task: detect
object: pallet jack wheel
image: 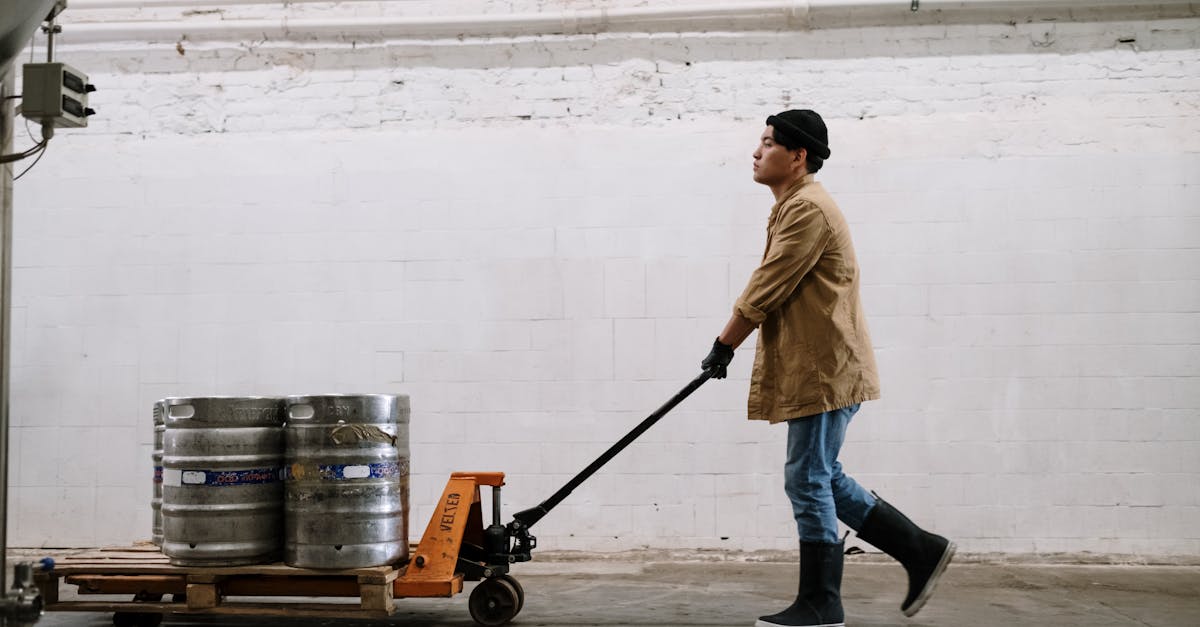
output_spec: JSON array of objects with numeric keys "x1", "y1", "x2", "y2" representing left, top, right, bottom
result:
[
  {"x1": 469, "y1": 576, "x2": 522, "y2": 626},
  {"x1": 112, "y1": 612, "x2": 162, "y2": 627},
  {"x1": 497, "y1": 574, "x2": 525, "y2": 613},
  {"x1": 114, "y1": 591, "x2": 165, "y2": 627}
]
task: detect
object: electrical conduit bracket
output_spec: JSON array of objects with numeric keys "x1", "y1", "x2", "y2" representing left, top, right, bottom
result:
[
  {"x1": 788, "y1": 0, "x2": 813, "y2": 29},
  {"x1": 560, "y1": 9, "x2": 580, "y2": 35}
]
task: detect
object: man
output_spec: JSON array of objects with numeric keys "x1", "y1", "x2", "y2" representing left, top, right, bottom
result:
[{"x1": 701, "y1": 109, "x2": 955, "y2": 627}]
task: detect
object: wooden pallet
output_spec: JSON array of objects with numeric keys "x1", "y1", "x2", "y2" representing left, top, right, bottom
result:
[{"x1": 37, "y1": 544, "x2": 403, "y2": 618}]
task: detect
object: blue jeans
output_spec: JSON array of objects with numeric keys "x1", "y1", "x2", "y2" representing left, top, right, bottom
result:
[{"x1": 785, "y1": 404, "x2": 876, "y2": 543}]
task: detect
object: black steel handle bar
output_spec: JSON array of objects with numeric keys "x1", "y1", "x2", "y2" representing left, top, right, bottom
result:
[{"x1": 511, "y1": 369, "x2": 715, "y2": 530}]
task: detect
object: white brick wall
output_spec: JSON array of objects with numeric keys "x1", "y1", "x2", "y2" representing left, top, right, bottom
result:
[{"x1": 4, "y1": 3, "x2": 1198, "y2": 557}]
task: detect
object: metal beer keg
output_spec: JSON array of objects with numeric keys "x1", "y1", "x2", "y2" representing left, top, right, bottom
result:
[
  {"x1": 284, "y1": 394, "x2": 410, "y2": 568},
  {"x1": 161, "y1": 396, "x2": 285, "y2": 566},
  {"x1": 151, "y1": 399, "x2": 166, "y2": 547}
]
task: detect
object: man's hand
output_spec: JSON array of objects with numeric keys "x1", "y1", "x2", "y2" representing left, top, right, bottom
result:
[{"x1": 701, "y1": 338, "x2": 735, "y2": 379}]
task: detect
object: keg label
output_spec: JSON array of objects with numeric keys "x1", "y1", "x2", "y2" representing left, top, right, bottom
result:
[
  {"x1": 153, "y1": 466, "x2": 163, "y2": 484},
  {"x1": 213, "y1": 406, "x2": 284, "y2": 423},
  {"x1": 284, "y1": 462, "x2": 402, "y2": 481},
  {"x1": 167, "y1": 467, "x2": 283, "y2": 487}
]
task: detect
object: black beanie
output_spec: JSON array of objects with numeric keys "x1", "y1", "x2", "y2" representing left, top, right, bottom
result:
[{"x1": 765, "y1": 109, "x2": 831, "y2": 160}]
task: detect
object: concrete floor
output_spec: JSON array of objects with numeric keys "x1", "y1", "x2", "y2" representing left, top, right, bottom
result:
[{"x1": 19, "y1": 557, "x2": 1200, "y2": 627}]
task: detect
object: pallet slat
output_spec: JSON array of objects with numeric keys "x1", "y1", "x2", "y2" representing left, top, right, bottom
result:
[
  {"x1": 38, "y1": 546, "x2": 410, "y2": 620},
  {"x1": 48, "y1": 551, "x2": 399, "y2": 582},
  {"x1": 66, "y1": 574, "x2": 186, "y2": 595},
  {"x1": 42, "y1": 601, "x2": 393, "y2": 619}
]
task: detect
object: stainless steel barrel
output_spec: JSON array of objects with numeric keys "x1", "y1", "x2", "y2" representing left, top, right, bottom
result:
[
  {"x1": 151, "y1": 399, "x2": 166, "y2": 547},
  {"x1": 161, "y1": 396, "x2": 285, "y2": 566},
  {"x1": 284, "y1": 394, "x2": 410, "y2": 568}
]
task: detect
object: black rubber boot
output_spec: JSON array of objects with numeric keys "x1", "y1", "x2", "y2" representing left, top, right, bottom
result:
[
  {"x1": 755, "y1": 541, "x2": 845, "y2": 627},
  {"x1": 856, "y1": 495, "x2": 955, "y2": 617}
]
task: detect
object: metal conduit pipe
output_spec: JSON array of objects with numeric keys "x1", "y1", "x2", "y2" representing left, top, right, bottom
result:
[
  {"x1": 0, "y1": 62, "x2": 11, "y2": 612},
  {"x1": 2, "y1": 0, "x2": 60, "y2": 620},
  {"x1": 70, "y1": 0, "x2": 383, "y2": 8},
  {"x1": 44, "y1": 1, "x2": 808, "y2": 43},
  {"x1": 58, "y1": 0, "x2": 1200, "y2": 44},
  {"x1": 64, "y1": 0, "x2": 1200, "y2": 10}
]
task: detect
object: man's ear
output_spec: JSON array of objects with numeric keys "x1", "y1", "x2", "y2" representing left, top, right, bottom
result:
[{"x1": 793, "y1": 147, "x2": 808, "y2": 168}]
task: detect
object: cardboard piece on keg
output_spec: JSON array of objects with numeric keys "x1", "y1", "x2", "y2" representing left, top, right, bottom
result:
[{"x1": 327, "y1": 423, "x2": 397, "y2": 446}]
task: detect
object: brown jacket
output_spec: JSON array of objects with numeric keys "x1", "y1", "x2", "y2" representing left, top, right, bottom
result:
[{"x1": 734, "y1": 174, "x2": 880, "y2": 423}]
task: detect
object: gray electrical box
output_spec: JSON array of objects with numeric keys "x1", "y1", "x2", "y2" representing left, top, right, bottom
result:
[{"x1": 21, "y1": 62, "x2": 95, "y2": 128}]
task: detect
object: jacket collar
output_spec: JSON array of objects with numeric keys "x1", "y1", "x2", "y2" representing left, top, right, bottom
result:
[{"x1": 770, "y1": 173, "x2": 816, "y2": 220}]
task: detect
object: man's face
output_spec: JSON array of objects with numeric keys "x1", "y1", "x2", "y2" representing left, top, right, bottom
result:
[{"x1": 752, "y1": 126, "x2": 805, "y2": 186}]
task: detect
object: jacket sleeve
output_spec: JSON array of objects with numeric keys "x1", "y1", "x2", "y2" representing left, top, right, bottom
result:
[{"x1": 734, "y1": 200, "x2": 831, "y2": 325}]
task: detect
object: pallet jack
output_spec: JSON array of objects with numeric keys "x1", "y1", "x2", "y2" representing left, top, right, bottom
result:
[{"x1": 421, "y1": 370, "x2": 714, "y2": 625}]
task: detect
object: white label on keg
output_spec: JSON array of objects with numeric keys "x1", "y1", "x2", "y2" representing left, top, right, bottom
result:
[
  {"x1": 182, "y1": 471, "x2": 207, "y2": 485},
  {"x1": 342, "y1": 465, "x2": 371, "y2": 479},
  {"x1": 162, "y1": 468, "x2": 182, "y2": 487}
]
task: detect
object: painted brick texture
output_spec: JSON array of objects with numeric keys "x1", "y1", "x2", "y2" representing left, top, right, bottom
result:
[{"x1": 5, "y1": 5, "x2": 1198, "y2": 556}]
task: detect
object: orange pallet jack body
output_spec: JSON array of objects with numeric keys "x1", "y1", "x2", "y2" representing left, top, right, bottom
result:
[{"x1": 395, "y1": 471, "x2": 506, "y2": 598}]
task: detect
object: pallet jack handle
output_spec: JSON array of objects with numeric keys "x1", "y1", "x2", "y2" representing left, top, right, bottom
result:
[{"x1": 510, "y1": 369, "x2": 715, "y2": 534}]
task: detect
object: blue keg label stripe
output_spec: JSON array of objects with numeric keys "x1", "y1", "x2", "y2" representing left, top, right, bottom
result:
[
  {"x1": 153, "y1": 466, "x2": 163, "y2": 483},
  {"x1": 282, "y1": 461, "x2": 407, "y2": 481},
  {"x1": 319, "y1": 462, "x2": 400, "y2": 480},
  {"x1": 282, "y1": 462, "x2": 401, "y2": 481},
  {"x1": 179, "y1": 467, "x2": 282, "y2": 486}
]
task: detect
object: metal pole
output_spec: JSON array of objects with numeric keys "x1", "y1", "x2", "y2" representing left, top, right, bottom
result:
[
  {"x1": 45, "y1": 16, "x2": 60, "y2": 64},
  {"x1": 56, "y1": 0, "x2": 1200, "y2": 44},
  {"x1": 1, "y1": 60, "x2": 16, "y2": 603}
]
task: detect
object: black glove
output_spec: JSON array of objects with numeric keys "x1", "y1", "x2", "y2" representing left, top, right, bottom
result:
[{"x1": 701, "y1": 337, "x2": 735, "y2": 379}]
